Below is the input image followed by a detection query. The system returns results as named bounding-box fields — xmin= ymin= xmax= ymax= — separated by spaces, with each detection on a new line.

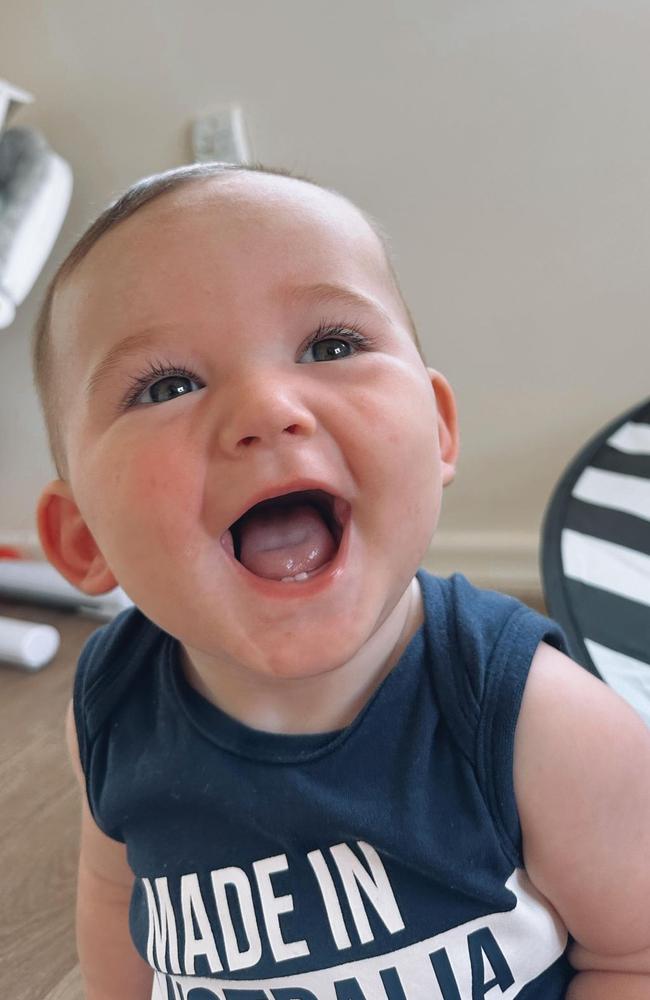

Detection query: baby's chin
xmin=182 ymin=624 xmax=371 ymax=684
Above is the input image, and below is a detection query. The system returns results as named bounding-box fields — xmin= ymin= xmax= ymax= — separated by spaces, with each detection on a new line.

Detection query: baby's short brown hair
xmin=33 ymin=162 xmax=422 ymax=478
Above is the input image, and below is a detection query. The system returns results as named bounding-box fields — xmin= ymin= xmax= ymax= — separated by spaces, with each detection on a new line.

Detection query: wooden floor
xmin=0 ymin=588 xmax=547 ymax=1000
xmin=0 ymin=599 xmax=96 ymax=1000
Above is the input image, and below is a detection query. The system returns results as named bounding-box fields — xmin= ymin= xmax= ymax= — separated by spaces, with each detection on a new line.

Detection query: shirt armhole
xmin=476 ymin=606 xmax=568 ymax=867
xmin=72 ymin=608 xmax=155 ymax=843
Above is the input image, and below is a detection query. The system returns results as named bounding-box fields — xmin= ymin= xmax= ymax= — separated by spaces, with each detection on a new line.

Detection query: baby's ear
xmin=36 ymin=480 xmax=118 ymax=595
xmin=428 ymin=368 xmax=460 ymax=487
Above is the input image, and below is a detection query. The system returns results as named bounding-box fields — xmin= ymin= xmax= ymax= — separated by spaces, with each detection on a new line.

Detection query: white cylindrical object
xmin=0 ymin=559 xmax=83 ymax=604
xmin=0 ymin=615 xmax=60 ymax=670
xmin=0 ymin=560 xmax=132 ymax=619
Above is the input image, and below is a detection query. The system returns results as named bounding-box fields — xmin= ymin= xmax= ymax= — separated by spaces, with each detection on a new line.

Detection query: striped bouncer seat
xmin=541 ymin=398 xmax=650 ymax=727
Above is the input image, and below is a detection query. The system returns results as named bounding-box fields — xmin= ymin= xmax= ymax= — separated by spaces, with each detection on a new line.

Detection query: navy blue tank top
xmin=74 ymin=571 xmax=575 ymax=999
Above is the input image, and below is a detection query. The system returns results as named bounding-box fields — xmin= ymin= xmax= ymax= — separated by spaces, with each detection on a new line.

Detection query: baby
xmin=33 ymin=164 xmax=650 ymax=1000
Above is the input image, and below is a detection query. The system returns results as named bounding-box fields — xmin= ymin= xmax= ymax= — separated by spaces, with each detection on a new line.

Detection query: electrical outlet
xmin=191 ymin=105 xmax=250 ymax=164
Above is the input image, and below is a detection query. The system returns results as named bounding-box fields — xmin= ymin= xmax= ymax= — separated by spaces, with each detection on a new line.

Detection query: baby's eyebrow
xmin=281 ymin=282 xmax=394 ymax=325
xmin=84 ymin=285 xmax=392 ymax=398
xmin=85 ymin=329 xmax=166 ymax=398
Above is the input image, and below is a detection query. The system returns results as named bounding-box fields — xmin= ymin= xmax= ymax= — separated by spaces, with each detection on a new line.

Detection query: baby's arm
xmin=66 ymin=701 xmax=154 ymax=1000
xmin=514 ymin=643 xmax=650 ymax=999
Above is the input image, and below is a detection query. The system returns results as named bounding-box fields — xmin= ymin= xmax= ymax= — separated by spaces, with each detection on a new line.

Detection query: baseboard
xmin=423 ymin=530 xmax=542 ymax=596
xmin=0 ymin=529 xmax=543 ymax=598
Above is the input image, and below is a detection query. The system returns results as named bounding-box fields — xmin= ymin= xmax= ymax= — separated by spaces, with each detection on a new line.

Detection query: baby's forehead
xmin=53 ymin=174 xmax=394 ymax=340
xmin=98 ymin=172 xmax=383 ymax=261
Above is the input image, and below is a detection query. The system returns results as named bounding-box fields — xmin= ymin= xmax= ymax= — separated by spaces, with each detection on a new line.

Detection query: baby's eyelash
xmin=303 ymin=320 xmax=376 ymax=353
xmin=121 ymin=360 xmax=203 ymax=410
xmin=117 ymin=323 xmax=373 ymax=410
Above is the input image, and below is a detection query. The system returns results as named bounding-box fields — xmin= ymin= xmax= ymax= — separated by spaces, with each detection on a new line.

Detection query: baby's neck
xmin=180 ymin=577 xmax=424 ymax=735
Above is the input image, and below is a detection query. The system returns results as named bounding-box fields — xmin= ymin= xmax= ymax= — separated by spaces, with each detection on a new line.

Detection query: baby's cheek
xmin=365 ymin=416 xmax=441 ymax=534
xmin=80 ymin=438 xmax=186 ymax=549
xmin=393 ymin=414 xmax=445 ymax=531
xmin=128 ymin=451 xmax=201 ymax=522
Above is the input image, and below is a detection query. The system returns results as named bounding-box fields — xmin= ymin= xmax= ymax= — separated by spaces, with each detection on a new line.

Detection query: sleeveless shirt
xmin=74 ymin=571 xmax=575 ymax=999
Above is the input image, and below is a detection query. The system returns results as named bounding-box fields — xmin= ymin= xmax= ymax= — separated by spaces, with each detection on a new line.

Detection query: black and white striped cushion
xmin=541 ymin=398 xmax=650 ymax=726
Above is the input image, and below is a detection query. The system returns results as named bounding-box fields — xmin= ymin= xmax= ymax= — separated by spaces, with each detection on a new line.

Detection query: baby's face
xmin=49 ymin=174 xmax=456 ymax=678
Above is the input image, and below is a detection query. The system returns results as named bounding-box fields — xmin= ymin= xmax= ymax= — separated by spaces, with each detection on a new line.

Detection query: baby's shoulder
xmin=419 ymin=570 xmax=567 ymax=729
xmin=514 ymin=640 xmax=650 ymax=957
xmin=421 ymin=570 xmax=566 ymax=667
xmin=74 ymin=606 xmax=167 ymax=746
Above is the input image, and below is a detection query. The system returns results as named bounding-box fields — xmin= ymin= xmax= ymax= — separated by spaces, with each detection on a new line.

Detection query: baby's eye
xmin=298 ymin=325 xmax=370 ymax=364
xmin=123 ymin=365 xmax=204 ymax=409
xmin=301 ymin=338 xmax=354 ymax=363
xmin=140 ymin=374 xmax=201 ymax=404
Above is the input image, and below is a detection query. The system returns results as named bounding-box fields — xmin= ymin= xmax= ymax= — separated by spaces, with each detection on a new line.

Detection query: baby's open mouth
xmin=225 ymin=490 xmax=348 ymax=582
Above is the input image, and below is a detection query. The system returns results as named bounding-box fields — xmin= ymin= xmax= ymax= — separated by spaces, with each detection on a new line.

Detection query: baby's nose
xmin=216 ymin=375 xmax=317 ymax=455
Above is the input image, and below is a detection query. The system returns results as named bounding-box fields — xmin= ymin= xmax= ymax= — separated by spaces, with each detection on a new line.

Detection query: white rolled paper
xmin=0 ymin=559 xmax=132 ymax=619
xmin=0 ymin=614 xmax=60 ymax=670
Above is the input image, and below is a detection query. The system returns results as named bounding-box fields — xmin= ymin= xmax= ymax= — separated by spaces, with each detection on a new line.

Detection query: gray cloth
xmin=0 ymin=127 xmax=51 ymax=271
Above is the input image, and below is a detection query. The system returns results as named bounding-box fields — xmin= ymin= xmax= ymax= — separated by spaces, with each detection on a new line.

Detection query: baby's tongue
xmin=238 ymin=502 xmax=336 ymax=580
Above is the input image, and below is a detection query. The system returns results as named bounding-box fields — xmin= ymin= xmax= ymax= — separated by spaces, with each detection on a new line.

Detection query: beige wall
xmin=1 ymin=0 xmax=648 ymax=589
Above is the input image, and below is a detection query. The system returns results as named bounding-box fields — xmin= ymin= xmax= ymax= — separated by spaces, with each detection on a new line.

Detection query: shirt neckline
xmin=166 ymin=570 xmax=435 ymax=764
